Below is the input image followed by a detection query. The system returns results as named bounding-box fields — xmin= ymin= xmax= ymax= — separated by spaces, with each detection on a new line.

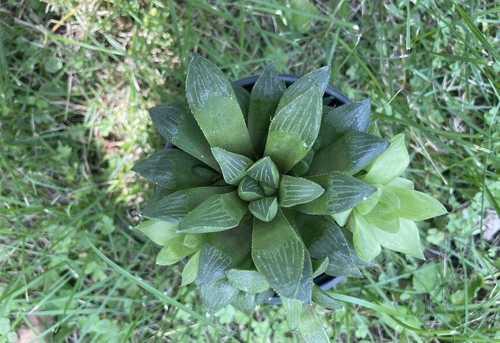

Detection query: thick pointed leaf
xmin=265 ymin=86 xmax=323 ymax=171
xmin=312 ymin=286 xmax=342 ymax=310
xmin=249 ymin=197 xmax=278 ymax=222
xmin=312 ymin=257 xmax=329 ymax=278
xmin=211 ymin=147 xmax=253 ymax=185
xmin=298 ymin=306 xmax=330 ymax=343
xmin=317 ymin=99 xmax=371 ymax=148
xmin=332 ymin=209 xmax=352 ymax=227
xmin=305 ymin=216 xmax=362 ymax=277
xmin=290 ymin=149 xmax=315 ymax=176
xmin=232 ymin=84 xmax=250 ymax=117
xmin=133 ymin=149 xmax=219 ymax=190
xmin=143 ymin=186 xmax=232 ymax=222
xmin=276 ymin=66 xmax=330 ymax=112
xmin=226 ymin=269 xmax=270 ymax=293
xmin=136 ymin=219 xmax=178 ymax=246
xmin=356 ymin=188 xmax=382 ymax=215
xmin=298 ymin=173 xmax=376 ymax=215
xmin=252 ymin=210 xmax=305 ymax=299
xmin=183 ymin=234 xmax=204 ymax=249
xmin=231 ymin=292 xmax=256 ymax=313
xmin=309 ymin=131 xmax=389 ymax=176
xmin=388 ymin=177 xmax=414 ymax=190
xmin=363 ymin=188 xmax=401 ymax=233
xmin=200 ymin=279 xmax=238 ymax=312
xmin=293 ymin=249 xmax=313 ymax=303
xmin=372 ymin=219 xmax=425 ymax=259
xmin=261 ymin=183 xmax=277 ymax=196
xmin=178 ymin=192 xmax=247 ymax=233
xmin=279 ymin=175 xmax=325 ymax=207
xmin=181 ymin=251 xmax=200 ymax=286
xmin=238 ymin=176 xmax=264 ymax=201
xmin=248 ymin=65 xmax=286 ymax=153
xmin=156 ymin=236 xmax=196 ymax=266
xmin=246 ymin=156 xmax=280 ymax=188
xmin=363 ymin=133 xmax=409 ymax=185
xmin=186 ymin=54 xmax=253 ymax=156
xmin=196 ymin=223 xmax=252 ymax=286
xmin=389 ymin=187 xmax=448 ymax=221
xmin=350 ymin=212 xmax=381 ymax=262
xmin=149 ymin=105 xmax=219 ymax=170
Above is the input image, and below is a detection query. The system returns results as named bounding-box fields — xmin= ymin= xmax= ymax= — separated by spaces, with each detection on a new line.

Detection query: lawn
xmin=0 ymin=0 xmax=498 ymax=342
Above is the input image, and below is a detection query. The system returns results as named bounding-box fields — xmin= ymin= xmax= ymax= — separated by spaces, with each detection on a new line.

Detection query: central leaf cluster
xmin=211 ymin=150 xmax=325 ymax=222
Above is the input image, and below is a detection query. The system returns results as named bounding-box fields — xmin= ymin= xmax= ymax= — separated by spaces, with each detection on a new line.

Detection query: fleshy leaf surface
xmin=351 ymin=212 xmax=381 ymax=262
xmin=265 ymin=86 xmax=323 ymax=172
xmin=309 ymin=131 xmax=389 ymax=176
xmin=248 ymin=197 xmax=278 ymax=222
xmin=298 ymin=173 xmax=376 ymax=215
xmin=232 ymin=84 xmax=250 ymax=117
xmin=389 ymin=187 xmax=448 ymax=221
xmin=186 ymin=54 xmax=253 ymax=156
xmin=247 ymin=64 xmax=286 ymax=153
xmin=252 ymin=210 xmax=306 ymax=299
xmin=246 ymin=156 xmax=280 ymax=188
xmin=136 ymin=219 xmax=178 ymax=246
xmin=312 ymin=257 xmax=329 ymax=278
xmin=200 ymin=279 xmax=238 ymax=312
xmin=282 ymin=297 xmax=303 ymax=330
xmin=149 ymin=104 xmax=219 ymax=170
xmin=363 ymin=188 xmax=401 ymax=233
xmin=133 ymin=149 xmax=219 ymax=190
xmin=312 ymin=286 xmax=343 ymax=310
xmin=231 ymin=292 xmax=256 ymax=313
xmin=238 ymin=176 xmax=264 ymax=201
xmin=363 ymin=133 xmax=409 ymax=185
xmin=156 ymin=236 xmax=197 ymax=266
xmin=226 ymin=269 xmax=270 ymax=293
xmin=181 ymin=251 xmax=200 ymax=286
xmin=290 ymin=149 xmax=315 ymax=176
xmin=317 ymin=99 xmax=371 ymax=148
xmin=298 ymin=306 xmax=330 ymax=343
xmin=178 ymin=192 xmax=248 ymax=233
xmin=279 ymin=175 xmax=325 ymax=207
xmin=211 ymin=147 xmax=253 ymax=185
xmin=143 ymin=186 xmax=232 ymax=222
xmin=373 ymin=219 xmax=425 ymax=259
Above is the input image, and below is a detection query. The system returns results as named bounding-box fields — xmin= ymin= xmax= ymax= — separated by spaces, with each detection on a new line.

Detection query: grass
xmin=0 ymin=0 xmax=498 ymax=341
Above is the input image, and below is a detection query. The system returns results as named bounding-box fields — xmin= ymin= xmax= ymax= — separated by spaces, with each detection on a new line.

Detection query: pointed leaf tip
xmin=249 ymin=197 xmax=278 ymax=222
xmin=279 ymin=175 xmax=324 ymax=207
xmin=247 ymin=156 xmax=280 ymax=188
xmin=211 ymin=147 xmax=253 ymax=185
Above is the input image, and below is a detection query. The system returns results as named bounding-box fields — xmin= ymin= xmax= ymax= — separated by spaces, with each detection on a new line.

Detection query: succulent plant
xmin=133 ymin=55 xmax=446 ymax=341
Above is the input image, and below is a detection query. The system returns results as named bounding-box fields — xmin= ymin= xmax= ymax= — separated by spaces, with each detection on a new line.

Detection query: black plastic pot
xmin=233 ymin=74 xmax=350 ymax=299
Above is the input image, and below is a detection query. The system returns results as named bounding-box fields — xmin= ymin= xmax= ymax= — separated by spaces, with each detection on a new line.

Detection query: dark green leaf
xmin=298 ymin=172 xmax=376 ymax=215
xmin=226 ymin=269 xmax=270 ymax=293
xmin=309 ymin=131 xmax=388 ymax=176
xmin=133 ymin=149 xmax=219 ymax=190
xmin=211 ymin=147 xmax=253 ymax=185
xmin=186 ymin=54 xmax=253 ymax=156
xmin=249 ymin=196 xmax=278 ymax=222
xmin=136 ymin=219 xmax=178 ymax=246
xmin=143 ymin=186 xmax=232 ymax=222
xmin=363 ymin=133 xmax=409 ymax=185
xmin=246 ymin=156 xmax=280 ymax=188
xmin=304 ymin=216 xmax=362 ymax=277
xmin=200 ymin=279 xmax=238 ymax=312
xmin=265 ymin=86 xmax=323 ymax=171
xmin=238 ymin=176 xmax=264 ymax=201
xmin=317 ymin=99 xmax=371 ymax=148
xmin=149 ymin=104 xmax=219 ymax=170
xmin=276 ymin=66 xmax=330 ymax=112
xmin=248 ymin=64 xmax=286 ymax=154
xmin=252 ymin=210 xmax=305 ymax=299
xmin=290 ymin=149 xmax=315 ymax=176
xmin=232 ymin=84 xmax=250 ymax=118
xmin=279 ymin=175 xmax=324 ymax=207
xmin=178 ymin=192 xmax=248 ymax=233
xmin=312 ymin=257 xmax=329 ymax=278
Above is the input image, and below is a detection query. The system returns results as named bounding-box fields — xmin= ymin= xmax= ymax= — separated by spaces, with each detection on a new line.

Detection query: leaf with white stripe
xmin=246 ymin=156 xmax=280 ymax=188
xmin=143 ymin=186 xmax=232 ymax=222
xmin=276 ymin=66 xmax=330 ymax=112
xmin=178 ymin=192 xmax=248 ymax=233
xmin=133 ymin=149 xmax=219 ymax=190
xmin=248 ymin=64 xmax=286 ymax=154
xmin=252 ymin=210 xmax=305 ymax=299
xmin=298 ymin=172 xmax=376 ymax=215
xmin=317 ymin=99 xmax=371 ymax=148
xmin=238 ymin=176 xmax=264 ymax=201
xmin=290 ymin=149 xmax=315 ymax=176
xmin=249 ymin=197 xmax=278 ymax=222
xmin=309 ymin=131 xmax=389 ymax=176
xmin=226 ymin=269 xmax=270 ymax=293
xmin=211 ymin=147 xmax=253 ymax=185
xmin=200 ymin=279 xmax=238 ymax=312
xmin=265 ymin=86 xmax=323 ymax=172
xmin=149 ymin=105 xmax=219 ymax=170
xmin=186 ymin=54 xmax=253 ymax=156
xmin=279 ymin=175 xmax=324 ymax=207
